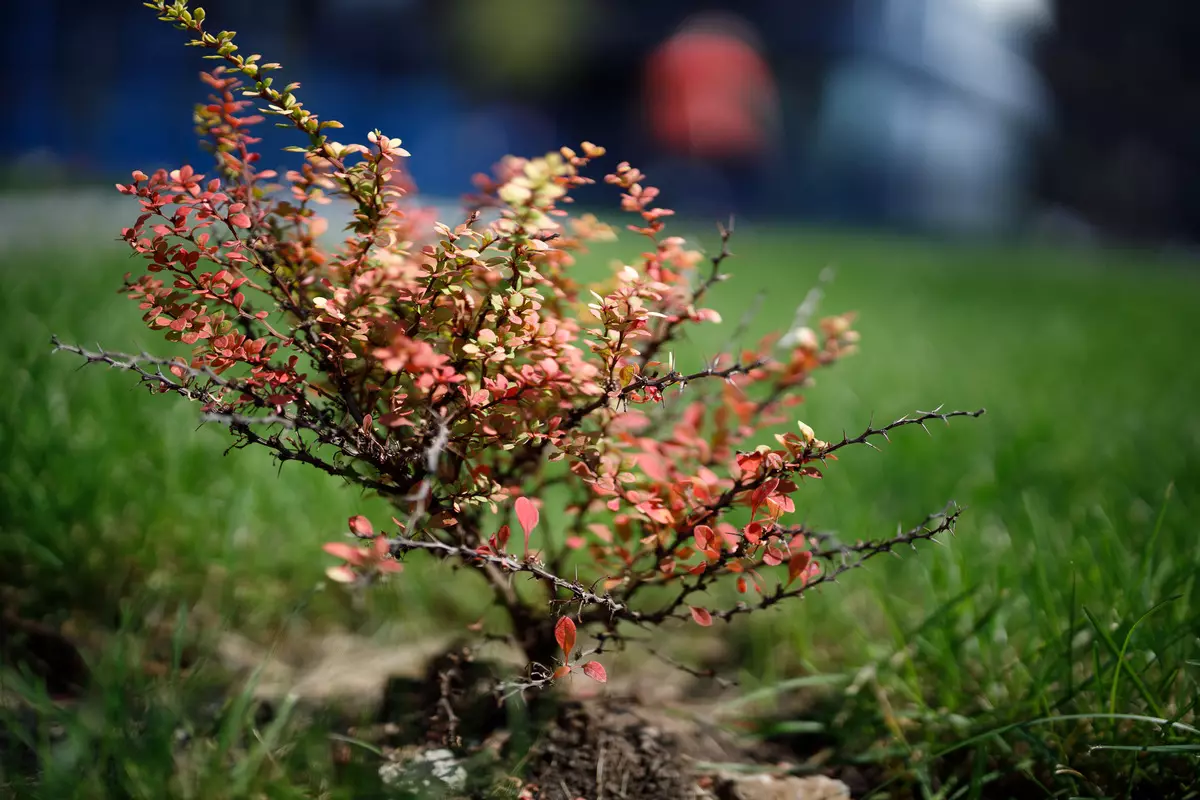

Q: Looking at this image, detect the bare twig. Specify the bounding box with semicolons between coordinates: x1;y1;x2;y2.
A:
638;218;735;367
817;407;986;459
388;534;633;619
710;505;962;624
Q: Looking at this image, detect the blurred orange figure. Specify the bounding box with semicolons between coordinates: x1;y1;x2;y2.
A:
644;13;780;161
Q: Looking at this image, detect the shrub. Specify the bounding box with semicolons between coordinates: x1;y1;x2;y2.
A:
57;1;982;697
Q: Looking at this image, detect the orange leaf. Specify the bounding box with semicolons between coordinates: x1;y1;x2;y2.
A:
555;616;577;655
689;606;713;627
787;550;813;586
552;665;572;680
581;661;607;683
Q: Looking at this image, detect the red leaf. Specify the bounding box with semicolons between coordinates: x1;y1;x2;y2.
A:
692;524;714;551
552;665;572;680
689;606;713;627
495;524;511;552
581;661;607;683
787;550;813;586
555;616;577;655
750;477;780;517
515;496;539;555
229;212;252;229
348;515;374;537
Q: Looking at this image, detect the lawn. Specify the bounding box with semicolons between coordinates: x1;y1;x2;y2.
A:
2;217;1198;798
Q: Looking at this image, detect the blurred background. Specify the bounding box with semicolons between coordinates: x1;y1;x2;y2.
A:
3;2;1200;796
5;0;1199;244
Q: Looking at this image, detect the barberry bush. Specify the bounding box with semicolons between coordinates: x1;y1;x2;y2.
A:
58;1;982;693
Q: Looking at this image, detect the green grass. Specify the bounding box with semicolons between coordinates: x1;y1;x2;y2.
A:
3;227;1199;797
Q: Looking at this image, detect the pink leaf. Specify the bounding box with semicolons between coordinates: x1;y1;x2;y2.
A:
323;542;364;564
515;496;539;555
348;515;374;537
565;535;586;550
689;606;713;627
581;661;607;683
587;523;613;543
555;616;577;655
693;524;714;551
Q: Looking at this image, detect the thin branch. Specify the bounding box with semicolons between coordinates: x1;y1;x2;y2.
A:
637;218;734;367
562;357;769;431
222;420;400;495
709;505;962;624
52;337;238;401
388;534;634;620
816;407;986;459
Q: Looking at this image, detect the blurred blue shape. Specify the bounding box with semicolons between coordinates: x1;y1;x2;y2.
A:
805;0;1051;234
5;4;63;159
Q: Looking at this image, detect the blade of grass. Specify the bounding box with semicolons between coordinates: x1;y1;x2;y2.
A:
1138;482;1174;595
1082;606;1165;718
1066;569;1077;703
1108;596;1180;716
1089;744;1200;753
716;673;848;712
933;713;1199;762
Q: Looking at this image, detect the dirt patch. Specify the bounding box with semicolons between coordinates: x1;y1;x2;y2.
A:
515;698;853;800
224;632;851;798
520;699;695;799
217;629;457;715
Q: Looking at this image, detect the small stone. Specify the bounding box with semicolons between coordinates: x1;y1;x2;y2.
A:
378;761;404;786
411;747;467;791
721;773;851;800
